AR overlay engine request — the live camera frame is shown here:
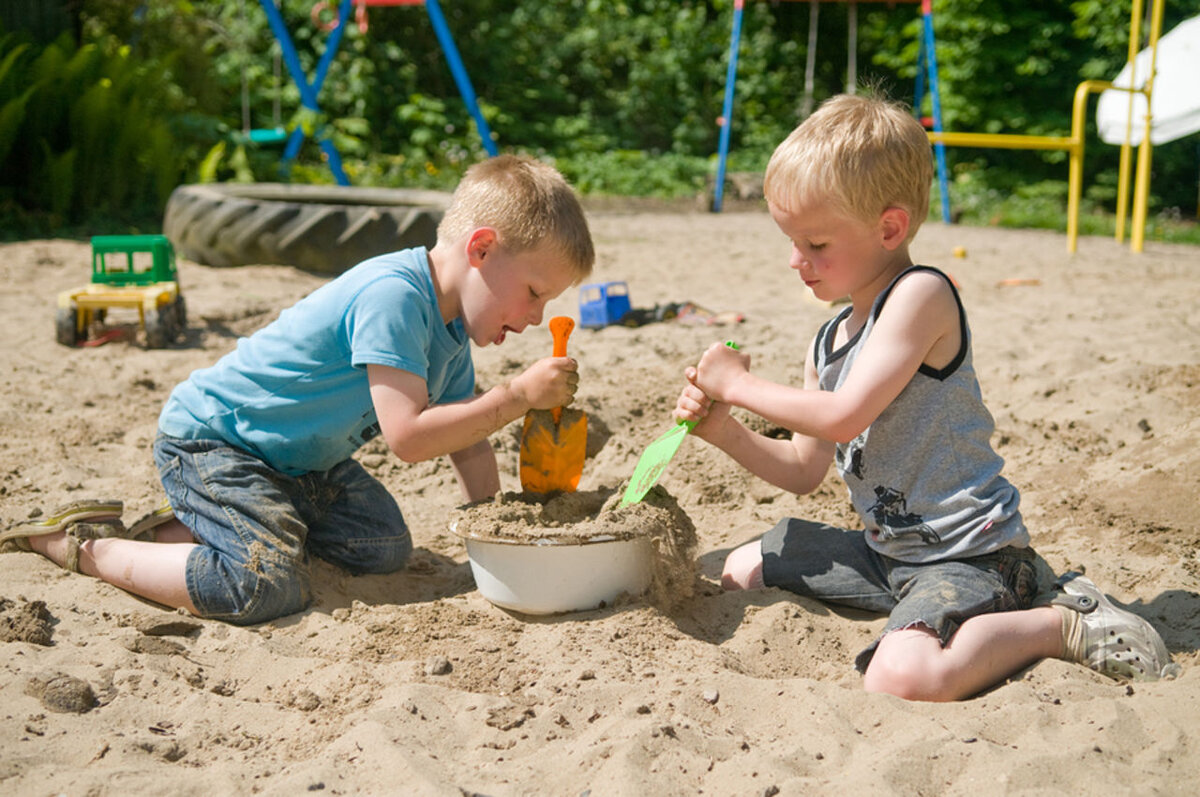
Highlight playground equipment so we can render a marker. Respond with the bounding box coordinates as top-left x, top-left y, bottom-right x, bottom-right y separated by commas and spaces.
1098, 15, 1200, 147
924, 0, 1168, 253
1096, 13, 1200, 228
713, 2, 943, 215
163, 182, 449, 274
257, 0, 497, 185
56, 235, 186, 349
713, 1, 1174, 254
